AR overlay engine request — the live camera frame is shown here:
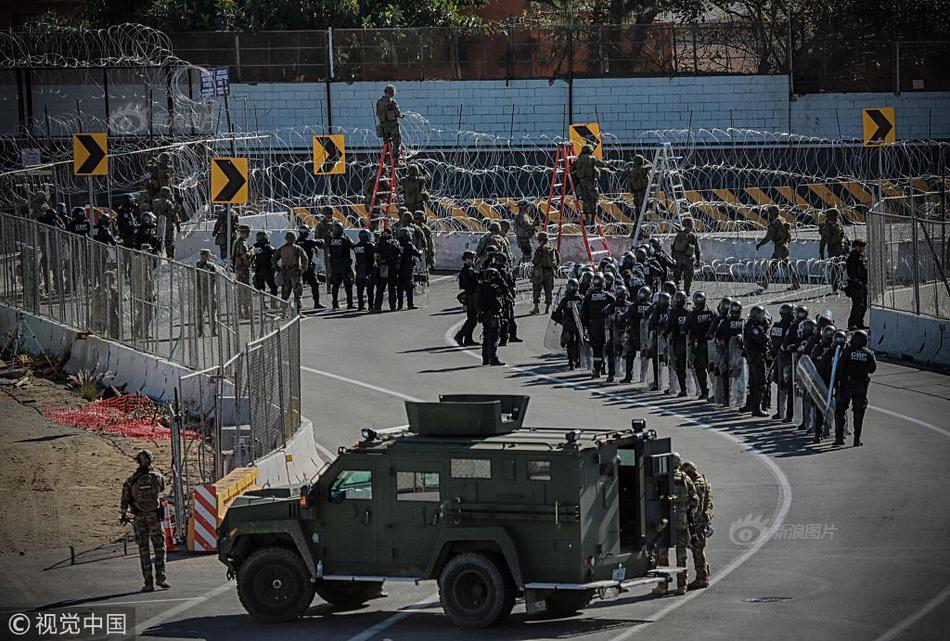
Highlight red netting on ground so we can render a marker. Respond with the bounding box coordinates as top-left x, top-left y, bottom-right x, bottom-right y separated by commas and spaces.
44, 394, 199, 440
